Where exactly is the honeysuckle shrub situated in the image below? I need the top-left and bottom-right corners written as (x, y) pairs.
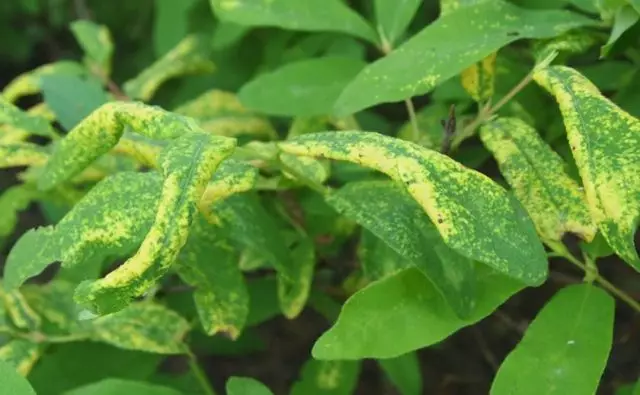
top-left (1, 0), bottom-right (640, 394)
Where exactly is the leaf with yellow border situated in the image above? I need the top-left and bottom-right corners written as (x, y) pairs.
top-left (480, 117), bottom-right (596, 243)
top-left (0, 98), bottom-right (57, 140)
top-left (1, 61), bottom-right (85, 103)
top-left (0, 143), bottom-right (49, 169)
top-left (0, 339), bottom-right (42, 376)
top-left (534, 65), bottom-right (640, 269)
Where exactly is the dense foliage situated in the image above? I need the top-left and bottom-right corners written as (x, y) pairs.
top-left (1, 0), bottom-right (640, 394)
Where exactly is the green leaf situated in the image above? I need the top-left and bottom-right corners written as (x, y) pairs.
top-left (153, 0), bottom-right (199, 57)
top-left (534, 65), bottom-right (640, 269)
top-left (40, 74), bottom-right (110, 131)
top-left (601, 5), bottom-right (639, 57)
top-left (177, 215), bottom-right (249, 339)
top-left (461, 52), bottom-right (497, 103)
top-left (64, 379), bottom-right (182, 395)
top-left (0, 360), bottom-right (36, 395)
top-left (378, 352), bottom-right (422, 395)
top-left (239, 57), bottom-right (366, 117)
top-left (70, 20), bottom-right (114, 76)
top-left (90, 303), bottom-right (189, 354)
top-left (374, 0), bottom-right (422, 47)
top-left (334, 1), bottom-right (593, 114)
top-left (20, 281), bottom-right (83, 336)
top-left (174, 89), bottom-right (276, 139)
top-left (280, 132), bottom-right (548, 285)
top-left (396, 103), bottom-right (447, 149)
top-left (277, 237), bottom-right (316, 319)
top-left (358, 229), bottom-right (410, 280)
top-left (328, 180), bottom-right (476, 318)
top-left (1, 61), bottom-right (85, 103)
top-left (0, 285), bottom-right (41, 331)
top-left (210, 0), bottom-right (377, 43)
top-left (75, 133), bottom-right (236, 314)
top-left (0, 142), bottom-right (48, 169)
top-left (124, 34), bottom-right (215, 101)
top-left (491, 284), bottom-right (614, 395)
top-left (0, 185), bottom-right (38, 238)
top-left (290, 359), bottom-right (361, 395)
top-left (226, 377), bottom-right (274, 395)
top-left (480, 117), bottom-right (596, 243)
top-left (313, 266), bottom-right (522, 359)
top-left (0, 97), bottom-right (57, 139)
top-left (0, 339), bottom-right (42, 376)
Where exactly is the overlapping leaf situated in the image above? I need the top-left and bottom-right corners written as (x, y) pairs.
top-left (277, 237), bottom-right (316, 319)
top-left (2, 61), bottom-right (85, 103)
top-left (0, 97), bottom-right (57, 139)
top-left (0, 284), bottom-right (41, 331)
top-left (279, 132), bottom-right (547, 285)
top-left (534, 65), bottom-right (640, 268)
top-left (461, 52), bottom-right (497, 103)
top-left (480, 117), bottom-right (596, 243)
top-left (70, 20), bottom-right (114, 76)
top-left (0, 339), bottom-right (42, 376)
top-left (0, 360), bottom-right (36, 394)
top-left (374, 0), bottom-right (422, 48)
top-left (0, 143), bottom-right (49, 168)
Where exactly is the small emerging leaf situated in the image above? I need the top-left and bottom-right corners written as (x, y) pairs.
top-left (70, 20), bottom-right (114, 76)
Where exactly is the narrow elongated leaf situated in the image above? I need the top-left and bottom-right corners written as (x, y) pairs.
top-left (75, 133), bottom-right (236, 314)
top-left (378, 352), bottom-right (422, 395)
top-left (313, 266), bottom-right (523, 359)
top-left (280, 132), bottom-right (547, 285)
top-left (0, 339), bottom-right (42, 376)
top-left (65, 379), bottom-right (181, 395)
top-left (0, 97), bottom-right (56, 139)
top-left (90, 303), bottom-right (189, 354)
top-left (0, 360), bottom-right (36, 395)
top-left (375, 0), bottom-right (422, 47)
top-left (175, 90), bottom-right (276, 139)
top-left (461, 52), bottom-right (497, 103)
top-left (290, 359), bottom-right (361, 395)
top-left (239, 57), bottom-right (366, 117)
top-left (328, 181), bottom-right (476, 318)
top-left (70, 20), bottom-right (114, 75)
top-left (2, 61), bottom-right (85, 103)
top-left (480, 117), bottom-right (596, 243)
top-left (534, 66), bottom-right (640, 268)
top-left (0, 143), bottom-right (48, 168)
top-left (335, 1), bottom-right (593, 114)
top-left (124, 34), bottom-right (215, 101)
top-left (177, 215), bottom-right (249, 339)
top-left (491, 284), bottom-right (614, 395)
top-left (210, 0), bottom-right (377, 43)
top-left (226, 377), bottom-right (274, 395)
top-left (277, 237), bottom-right (316, 319)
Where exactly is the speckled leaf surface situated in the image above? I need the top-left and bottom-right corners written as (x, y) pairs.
top-left (75, 132), bottom-right (236, 314)
top-left (0, 360), bottom-right (36, 394)
top-left (70, 20), bottom-right (114, 76)
top-left (199, 159), bottom-right (258, 219)
top-left (312, 266), bottom-right (523, 359)
top-left (0, 143), bottom-right (49, 168)
top-left (175, 90), bottom-right (276, 139)
top-left (279, 132), bottom-right (547, 285)
top-left (124, 34), bottom-right (215, 101)
top-left (0, 98), bottom-right (57, 139)
top-left (1, 61), bottom-right (85, 103)
top-left (480, 117), bottom-right (596, 243)
top-left (20, 281), bottom-right (84, 336)
top-left (290, 358), bottom-right (361, 395)
top-left (0, 284), bottom-right (41, 331)
top-left (0, 339), bottom-right (42, 376)
top-left (210, 0), bottom-right (377, 43)
top-left (177, 215), bottom-right (249, 339)
top-left (280, 152), bottom-right (329, 186)
top-left (90, 303), bottom-right (190, 354)
top-left (374, 0), bottom-right (422, 47)
top-left (327, 180), bottom-right (476, 318)
top-left (334, 1), bottom-right (593, 114)
top-left (534, 66), bottom-right (640, 268)
top-left (491, 284), bottom-right (614, 395)
top-left (461, 52), bottom-right (497, 103)
top-left (4, 172), bottom-right (162, 290)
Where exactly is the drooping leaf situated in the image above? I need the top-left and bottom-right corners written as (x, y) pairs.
top-left (124, 34), bottom-right (215, 101)
top-left (226, 377), bottom-right (274, 395)
top-left (239, 57), bottom-right (366, 117)
top-left (90, 303), bottom-right (189, 354)
top-left (0, 360), bottom-right (36, 395)
top-left (601, 4), bottom-right (639, 57)
top-left (374, 0), bottom-right (422, 48)
top-left (64, 379), bottom-right (182, 395)
top-left (279, 132), bottom-right (548, 285)
top-left (176, 215), bottom-right (249, 339)
top-left (75, 133), bottom-right (236, 314)
top-left (290, 359), bottom-right (361, 395)
top-left (491, 284), bottom-right (614, 395)
top-left (0, 97), bottom-right (57, 139)
top-left (210, 0), bottom-right (377, 43)
top-left (2, 61), bottom-right (85, 103)
top-left (327, 180), bottom-right (476, 318)
top-left (334, 1), bottom-right (594, 114)
top-left (313, 266), bottom-right (522, 359)
top-left (70, 20), bottom-right (114, 76)
top-left (480, 117), bottom-right (596, 243)
top-left (175, 90), bottom-right (276, 139)
top-left (0, 143), bottom-right (49, 169)
top-left (461, 52), bottom-right (497, 103)
top-left (534, 65), bottom-right (640, 269)
top-left (378, 352), bottom-right (422, 395)
top-left (0, 339), bottom-right (42, 376)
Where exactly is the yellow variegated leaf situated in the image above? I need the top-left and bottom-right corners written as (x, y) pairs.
top-left (177, 215), bottom-right (249, 339)
top-left (2, 61), bottom-right (85, 103)
top-left (198, 159), bottom-right (258, 220)
top-left (75, 133), bottom-right (236, 314)
top-left (28, 103), bottom-right (56, 122)
top-left (534, 66), bottom-right (640, 268)
top-left (461, 52), bottom-right (497, 103)
top-left (175, 90), bottom-right (276, 139)
top-left (0, 143), bottom-right (49, 169)
top-left (0, 339), bottom-right (42, 376)
top-left (480, 117), bottom-right (596, 243)
top-left (124, 34), bottom-right (215, 101)
top-left (113, 133), bottom-right (166, 168)
top-left (90, 303), bottom-right (190, 354)
top-left (279, 132), bottom-right (547, 284)
top-left (20, 281), bottom-right (84, 336)
top-left (278, 237), bottom-right (316, 319)
top-left (0, 98), bottom-right (57, 140)
top-left (0, 285), bottom-right (41, 331)
top-left (279, 153), bottom-right (330, 186)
